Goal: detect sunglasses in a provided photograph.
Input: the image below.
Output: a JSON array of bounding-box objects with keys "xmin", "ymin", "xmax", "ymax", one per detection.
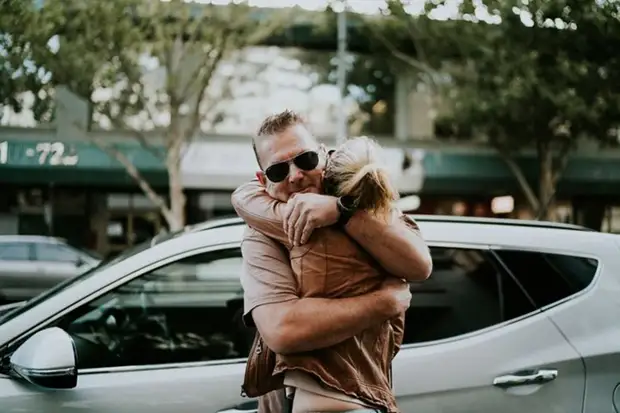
[{"xmin": 264, "ymin": 150, "xmax": 320, "ymax": 183}]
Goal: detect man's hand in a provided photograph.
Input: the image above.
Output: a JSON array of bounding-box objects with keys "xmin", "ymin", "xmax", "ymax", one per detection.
[
  {"xmin": 376, "ymin": 277, "xmax": 412, "ymax": 316},
  {"xmin": 283, "ymin": 193, "xmax": 339, "ymax": 246}
]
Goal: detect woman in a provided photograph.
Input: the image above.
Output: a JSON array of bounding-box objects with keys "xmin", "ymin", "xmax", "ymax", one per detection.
[{"xmin": 235, "ymin": 136, "xmax": 410, "ymax": 413}]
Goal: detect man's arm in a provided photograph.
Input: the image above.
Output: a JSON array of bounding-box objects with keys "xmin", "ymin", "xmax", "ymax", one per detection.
[
  {"xmin": 241, "ymin": 228, "xmax": 410, "ymax": 355},
  {"xmin": 231, "ymin": 180, "xmax": 290, "ymax": 246}
]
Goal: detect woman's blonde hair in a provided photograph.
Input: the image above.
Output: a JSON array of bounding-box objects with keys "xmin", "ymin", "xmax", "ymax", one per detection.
[{"xmin": 324, "ymin": 136, "xmax": 399, "ymax": 216}]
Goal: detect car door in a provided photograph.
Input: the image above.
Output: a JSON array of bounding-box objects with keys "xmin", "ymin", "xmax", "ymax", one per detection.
[
  {"xmin": 0, "ymin": 245, "xmax": 257, "ymax": 413},
  {"xmin": 0, "ymin": 241, "xmax": 38, "ymax": 302},
  {"xmin": 394, "ymin": 245, "xmax": 585, "ymax": 413},
  {"xmin": 492, "ymin": 247, "xmax": 611, "ymax": 413}
]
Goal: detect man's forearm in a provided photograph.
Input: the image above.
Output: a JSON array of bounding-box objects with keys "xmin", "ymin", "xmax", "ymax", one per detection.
[
  {"xmin": 344, "ymin": 210, "xmax": 432, "ymax": 281},
  {"xmin": 253, "ymin": 292, "xmax": 396, "ymax": 354}
]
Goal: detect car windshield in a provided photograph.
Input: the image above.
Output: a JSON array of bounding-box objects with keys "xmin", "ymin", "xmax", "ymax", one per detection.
[{"xmin": 0, "ymin": 239, "xmax": 154, "ymax": 325}]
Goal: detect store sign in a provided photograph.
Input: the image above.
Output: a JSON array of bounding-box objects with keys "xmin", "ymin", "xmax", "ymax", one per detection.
[
  {"xmin": 0, "ymin": 139, "xmax": 163, "ymax": 170},
  {"xmin": 0, "ymin": 140, "xmax": 79, "ymax": 166}
]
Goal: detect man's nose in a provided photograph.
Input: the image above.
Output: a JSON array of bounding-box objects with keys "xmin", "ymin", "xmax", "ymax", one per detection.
[{"xmin": 288, "ymin": 164, "xmax": 304, "ymax": 183}]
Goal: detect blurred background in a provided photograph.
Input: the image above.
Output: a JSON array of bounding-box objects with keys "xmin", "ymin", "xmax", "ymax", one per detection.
[{"xmin": 1, "ymin": 0, "xmax": 620, "ymax": 263}]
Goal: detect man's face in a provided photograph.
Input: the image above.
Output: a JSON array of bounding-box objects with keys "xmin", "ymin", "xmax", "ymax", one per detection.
[{"xmin": 256, "ymin": 124, "xmax": 324, "ymax": 202}]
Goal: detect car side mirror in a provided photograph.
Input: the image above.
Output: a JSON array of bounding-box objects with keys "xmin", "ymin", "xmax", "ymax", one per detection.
[{"xmin": 10, "ymin": 327, "xmax": 77, "ymax": 389}]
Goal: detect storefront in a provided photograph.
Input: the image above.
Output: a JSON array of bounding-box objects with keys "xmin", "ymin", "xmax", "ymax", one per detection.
[{"xmin": 2, "ymin": 128, "xmax": 620, "ymax": 256}]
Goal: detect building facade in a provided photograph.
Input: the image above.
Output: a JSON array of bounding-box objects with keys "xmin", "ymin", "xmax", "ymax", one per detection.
[{"xmin": 2, "ymin": 124, "xmax": 620, "ymax": 257}]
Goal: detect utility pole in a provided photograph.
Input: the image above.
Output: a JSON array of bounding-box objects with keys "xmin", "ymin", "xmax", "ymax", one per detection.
[{"xmin": 336, "ymin": 0, "xmax": 348, "ymax": 145}]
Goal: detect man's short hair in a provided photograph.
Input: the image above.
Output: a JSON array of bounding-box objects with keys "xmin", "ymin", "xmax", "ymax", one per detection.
[{"xmin": 253, "ymin": 110, "xmax": 305, "ymax": 169}]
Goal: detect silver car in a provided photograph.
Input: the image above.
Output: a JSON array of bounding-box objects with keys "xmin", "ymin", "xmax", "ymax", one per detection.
[
  {"xmin": 0, "ymin": 216, "xmax": 618, "ymax": 413},
  {"xmin": 0, "ymin": 236, "xmax": 101, "ymax": 302}
]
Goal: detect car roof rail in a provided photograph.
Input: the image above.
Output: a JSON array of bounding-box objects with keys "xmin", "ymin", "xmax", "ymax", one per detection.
[
  {"xmin": 181, "ymin": 214, "xmax": 592, "ymax": 237},
  {"xmin": 150, "ymin": 216, "xmax": 245, "ymax": 246},
  {"xmin": 189, "ymin": 216, "xmax": 245, "ymax": 232},
  {"xmin": 409, "ymin": 214, "xmax": 593, "ymax": 231}
]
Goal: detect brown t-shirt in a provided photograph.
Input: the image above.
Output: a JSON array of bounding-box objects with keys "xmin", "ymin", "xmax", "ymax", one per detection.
[{"xmin": 240, "ymin": 227, "xmax": 298, "ymax": 327}]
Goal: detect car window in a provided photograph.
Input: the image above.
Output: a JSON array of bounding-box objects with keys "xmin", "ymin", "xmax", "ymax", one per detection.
[
  {"xmin": 0, "ymin": 242, "xmax": 31, "ymax": 261},
  {"xmin": 402, "ymin": 247, "xmax": 537, "ymax": 345},
  {"xmin": 56, "ymin": 248, "xmax": 249, "ymax": 369},
  {"xmin": 34, "ymin": 243, "xmax": 81, "ymax": 263},
  {"xmin": 493, "ymin": 250, "xmax": 599, "ymax": 309}
]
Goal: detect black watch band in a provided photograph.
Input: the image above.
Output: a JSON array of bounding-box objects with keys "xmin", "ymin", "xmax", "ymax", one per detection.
[{"xmin": 336, "ymin": 196, "xmax": 357, "ymax": 227}]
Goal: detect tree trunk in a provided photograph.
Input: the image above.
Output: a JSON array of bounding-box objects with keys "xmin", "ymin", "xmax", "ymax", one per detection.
[
  {"xmin": 165, "ymin": 127, "xmax": 186, "ymax": 232},
  {"xmin": 92, "ymin": 139, "xmax": 177, "ymax": 227},
  {"xmin": 499, "ymin": 152, "xmax": 540, "ymax": 213},
  {"xmin": 167, "ymin": 161, "xmax": 186, "ymax": 231},
  {"xmin": 537, "ymin": 141, "xmax": 556, "ymax": 221},
  {"xmin": 498, "ymin": 142, "xmax": 569, "ymax": 222}
]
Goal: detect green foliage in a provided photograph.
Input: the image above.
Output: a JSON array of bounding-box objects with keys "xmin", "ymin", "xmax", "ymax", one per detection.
[
  {"xmin": 293, "ymin": 7, "xmax": 400, "ymax": 136},
  {"xmin": 369, "ymin": 0, "xmax": 620, "ymax": 217},
  {"xmin": 0, "ymin": 0, "xmax": 43, "ymax": 121},
  {"xmin": 1, "ymin": 0, "xmax": 286, "ymax": 229},
  {"xmin": 1, "ymin": 0, "xmax": 286, "ymax": 129},
  {"xmin": 376, "ymin": 0, "xmax": 620, "ymax": 150}
]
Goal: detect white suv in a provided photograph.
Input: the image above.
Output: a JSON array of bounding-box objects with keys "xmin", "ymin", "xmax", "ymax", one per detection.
[{"xmin": 0, "ymin": 216, "xmax": 618, "ymax": 413}]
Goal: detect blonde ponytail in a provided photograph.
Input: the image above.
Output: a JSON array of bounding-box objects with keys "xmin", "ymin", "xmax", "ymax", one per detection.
[{"xmin": 324, "ymin": 136, "xmax": 398, "ymax": 216}]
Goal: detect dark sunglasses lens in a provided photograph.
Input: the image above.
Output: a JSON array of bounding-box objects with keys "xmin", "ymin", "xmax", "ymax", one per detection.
[
  {"xmin": 265, "ymin": 162, "xmax": 289, "ymax": 182},
  {"xmin": 294, "ymin": 151, "xmax": 319, "ymax": 171}
]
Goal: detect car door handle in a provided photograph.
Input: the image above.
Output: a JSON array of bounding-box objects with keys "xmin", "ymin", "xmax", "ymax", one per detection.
[{"xmin": 493, "ymin": 369, "xmax": 558, "ymax": 388}]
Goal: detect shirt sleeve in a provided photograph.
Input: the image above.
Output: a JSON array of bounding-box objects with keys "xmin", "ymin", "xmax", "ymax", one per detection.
[
  {"xmin": 240, "ymin": 227, "xmax": 299, "ymax": 327},
  {"xmin": 231, "ymin": 180, "xmax": 290, "ymax": 247}
]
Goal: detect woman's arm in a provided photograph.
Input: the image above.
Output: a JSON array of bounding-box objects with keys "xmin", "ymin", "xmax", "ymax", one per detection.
[{"xmin": 344, "ymin": 210, "xmax": 432, "ymax": 282}]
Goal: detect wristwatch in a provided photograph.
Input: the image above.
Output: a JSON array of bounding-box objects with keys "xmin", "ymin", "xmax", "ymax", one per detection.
[{"xmin": 336, "ymin": 196, "xmax": 357, "ymax": 227}]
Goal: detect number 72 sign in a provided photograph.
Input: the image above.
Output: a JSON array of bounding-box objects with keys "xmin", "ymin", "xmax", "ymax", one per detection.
[
  {"xmin": 34, "ymin": 142, "xmax": 73, "ymax": 165},
  {"xmin": 0, "ymin": 141, "xmax": 79, "ymax": 166}
]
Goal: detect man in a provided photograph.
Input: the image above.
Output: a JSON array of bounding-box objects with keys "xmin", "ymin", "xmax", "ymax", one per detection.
[{"xmin": 234, "ymin": 110, "xmax": 432, "ymax": 412}]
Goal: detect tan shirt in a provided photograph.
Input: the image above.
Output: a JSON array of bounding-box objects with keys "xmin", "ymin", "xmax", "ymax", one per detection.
[{"xmin": 240, "ymin": 227, "xmax": 298, "ymax": 327}]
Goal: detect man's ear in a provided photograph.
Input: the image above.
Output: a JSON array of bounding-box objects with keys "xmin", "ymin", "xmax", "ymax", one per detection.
[{"xmin": 256, "ymin": 171, "xmax": 267, "ymax": 186}]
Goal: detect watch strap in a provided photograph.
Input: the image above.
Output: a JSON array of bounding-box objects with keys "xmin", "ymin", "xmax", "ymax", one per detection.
[{"xmin": 336, "ymin": 196, "xmax": 356, "ymax": 227}]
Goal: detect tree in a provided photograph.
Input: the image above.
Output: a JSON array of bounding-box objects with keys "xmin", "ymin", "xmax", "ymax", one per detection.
[
  {"xmin": 290, "ymin": 6, "xmax": 402, "ymax": 137},
  {"xmin": 0, "ymin": 0, "xmax": 43, "ymax": 123},
  {"xmin": 6, "ymin": 0, "xmax": 286, "ymax": 230},
  {"xmin": 370, "ymin": 0, "xmax": 620, "ymax": 220}
]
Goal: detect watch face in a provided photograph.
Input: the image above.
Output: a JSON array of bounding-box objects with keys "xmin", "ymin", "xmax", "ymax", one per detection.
[{"xmin": 340, "ymin": 196, "xmax": 357, "ymax": 210}]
